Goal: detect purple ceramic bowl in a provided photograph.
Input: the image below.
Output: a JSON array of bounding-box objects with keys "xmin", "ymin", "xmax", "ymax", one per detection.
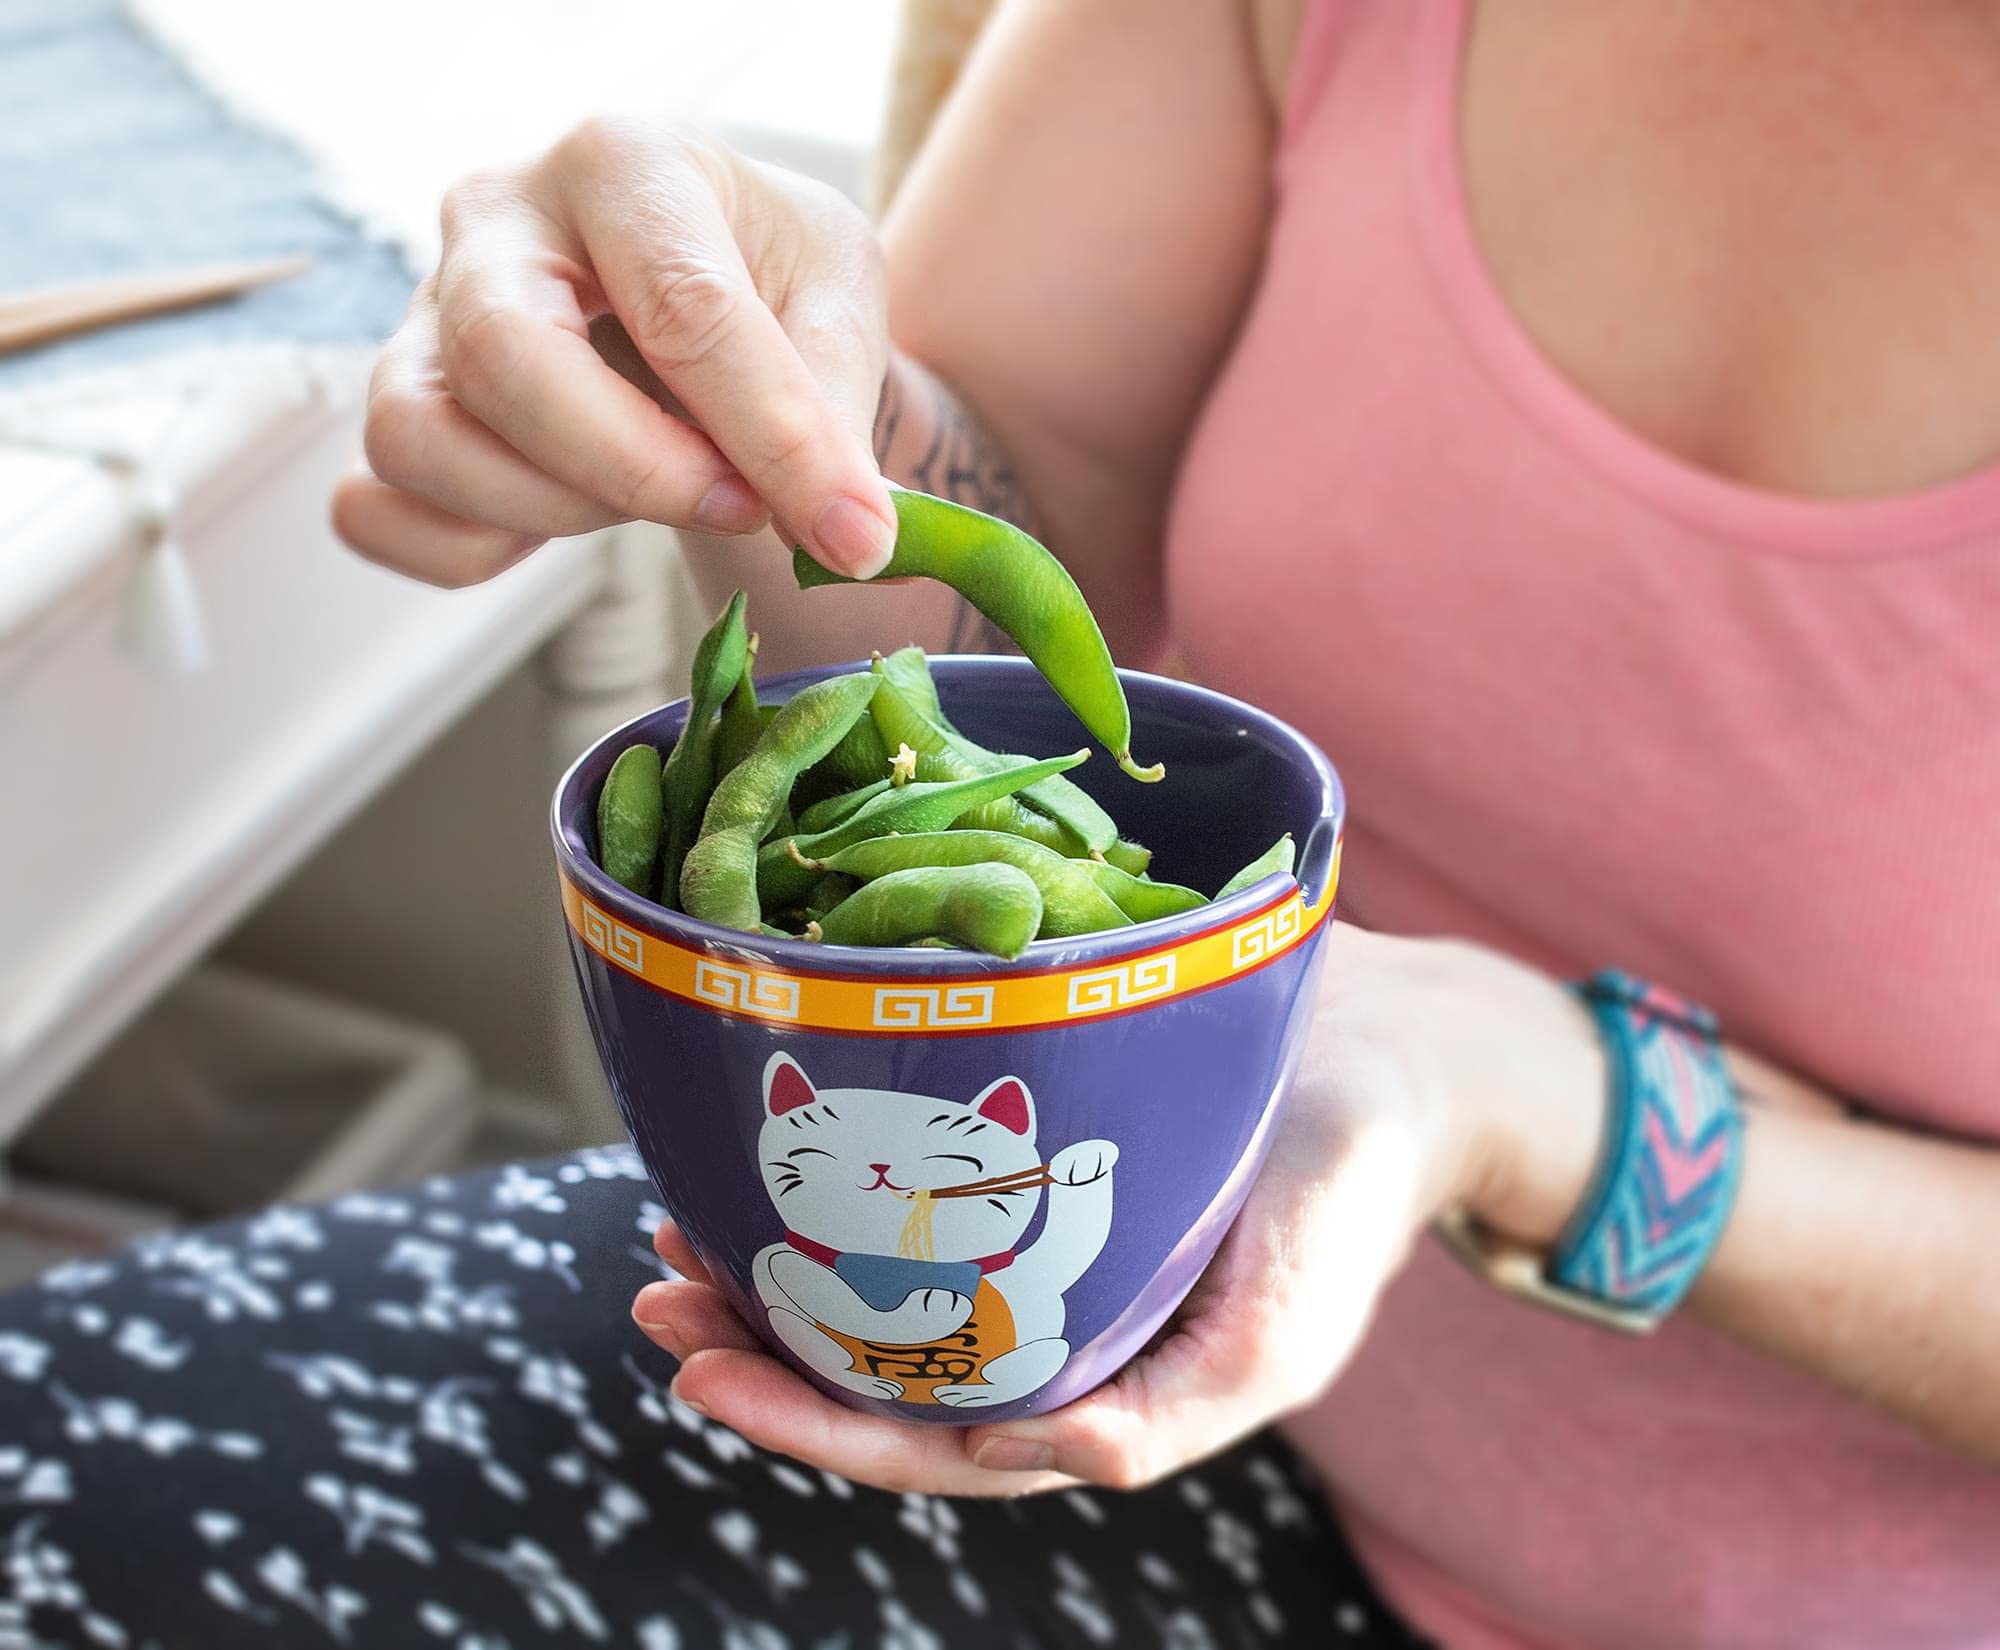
[{"xmin": 552, "ymin": 658, "xmax": 1343, "ymax": 1424}]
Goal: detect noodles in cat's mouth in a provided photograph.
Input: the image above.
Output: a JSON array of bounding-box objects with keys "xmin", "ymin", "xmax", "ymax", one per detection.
[{"xmin": 894, "ymin": 1165, "xmax": 1057, "ymax": 1262}]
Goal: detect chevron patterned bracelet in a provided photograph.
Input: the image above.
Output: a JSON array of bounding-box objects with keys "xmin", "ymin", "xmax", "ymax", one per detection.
[{"xmin": 1544, "ymin": 971, "xmax": 1746, "ymax": 1322}]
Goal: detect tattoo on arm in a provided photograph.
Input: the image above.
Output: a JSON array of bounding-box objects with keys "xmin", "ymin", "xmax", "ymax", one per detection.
[{"xmin": 873, "ymin": 358, "xmax": 1038, "ymax": 655}]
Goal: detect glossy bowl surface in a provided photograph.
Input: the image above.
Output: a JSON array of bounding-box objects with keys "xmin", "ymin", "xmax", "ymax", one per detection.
[{"xmin": 553, "ymin": 658, "xmax": 1343, "ymax": 1422}]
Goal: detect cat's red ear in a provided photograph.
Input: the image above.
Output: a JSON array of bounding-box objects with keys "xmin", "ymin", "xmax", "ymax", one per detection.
[
  {"xmin": 971, "ymin": 1075, "xmax": 1034, "ymax": 1135},
  {"xmin": 763, "ymin": 1052, "xmax": 816, "ymax": 1116}
]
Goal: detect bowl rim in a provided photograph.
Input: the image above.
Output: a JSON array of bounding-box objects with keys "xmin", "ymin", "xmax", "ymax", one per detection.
[{"xmin": 550, "ymin": 656, "xmax": 1344, "ymax": 977}]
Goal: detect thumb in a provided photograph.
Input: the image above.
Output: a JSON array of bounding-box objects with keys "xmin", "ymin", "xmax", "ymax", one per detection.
[
  {"xmin": 762, "ymin": 251, "xmax": 898, "ymax": 564},
  {"xmin": 963, "ymin": 1119, "xmax": 1429, "ymax": 1488}
]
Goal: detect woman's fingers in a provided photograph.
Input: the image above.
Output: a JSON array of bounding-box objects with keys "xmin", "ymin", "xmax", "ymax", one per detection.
[
  {"xmin": 649, "ymin": 1219, "xmax": 715, "ymax": 1287},
  {"xmin": 344, "ymin": 127, "xmax": 897, "ymax": 590},
  {"xmin": 634, "ymin": 1224, "xmax": 1064, "ymax": 1495},
  {"xmin": 360, "ymin": 285, "xmax": 639, "ymax": 540},
  {"xmin": 631, "ymin": 1279, "xmax": 762, "ymax": 1356},
  {"xmin": 627, "ymin": 1259, "xmax": 1060, "ymax": 1494},
  {"xmin": 429, "ymin": 172, "xmax": 770, "ymax": 537},
  {"xmin": 960, "ymin": 1279, "xmax": 1298, "ymax": 1488},
  {"xmin": 329, "ymin": 471, "xmax": 541, "ymax": 587},
  {"xmin": 558, "ymin": 134, "xmax": 895, "ymax": 578},
  {"xmin": 669, "ymin": 1347, "xmax": 1073, "ymax": 1498}
]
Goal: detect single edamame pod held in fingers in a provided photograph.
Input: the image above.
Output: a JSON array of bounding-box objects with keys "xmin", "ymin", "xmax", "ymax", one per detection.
[
  {"xmin": 813, "ymin": 863, "xmax": 1044, "ymax": 960},
  {"xmin": 757, "ymin": 750, "xmax": 1089, "ymax": 910},
  {"xmin": 595, "ymin": 743, "xmax": 663, "ymax": 896},
  {"xmin": 876, "ymin": 647, "xmax": 1119, "ymax": 853},
  {"xmin": 679, "ymin": 671, "xmax": 877, "ymax": 931},
  {"xmin": 659, "ymin": 590, "xmax": 751, "ymax": 907},
  {"xmin": 1215, "ymin": 833, "xmax": 1296, "ymax": 900},
  {"xmin": 794, "ymin": 491, "xmax": 1163, "ymax": 782},
  {"xmin": 812, "ymin": 830, "xmax": 1132, "ymax": 940}
]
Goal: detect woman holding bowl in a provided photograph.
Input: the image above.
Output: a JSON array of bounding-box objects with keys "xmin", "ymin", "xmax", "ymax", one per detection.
[{"xmin": 8, "ymin": 2, "xmax": 1989, "ymax": 1647}]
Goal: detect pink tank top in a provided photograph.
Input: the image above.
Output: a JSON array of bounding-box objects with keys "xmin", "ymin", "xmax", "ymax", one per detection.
[{"xmin": 1163, "ymin": 5, "xmax": 2000, "ymax": 1647}]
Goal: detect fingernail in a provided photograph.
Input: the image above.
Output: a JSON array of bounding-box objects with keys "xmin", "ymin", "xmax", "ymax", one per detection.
[
  {"xmin": 693, "ymin": 476, "xmax": 767, "ymax": 534},
  {"xmin": 812, "ymin": 492, "xmax": 895, "ymax": 578},
  {"xmin": 632, "ymin": 1284, "xmax": 678, "ymax": 1332},
  {"xmin": 670, "ymin": 1374, "xmax": 709, "ymax": 1415},
  {"xmin": 973, "ymin": 1436, "xmax": 1054, "ymax": 1473}
]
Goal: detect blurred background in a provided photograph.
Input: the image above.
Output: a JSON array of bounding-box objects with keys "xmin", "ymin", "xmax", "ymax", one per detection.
[{"xmin": 0, "ymin": 0, "xmax": 947, "ymax": 1282}]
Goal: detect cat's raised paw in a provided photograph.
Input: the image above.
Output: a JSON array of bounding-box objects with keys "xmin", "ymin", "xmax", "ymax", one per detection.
[{"xmin": 1049, "ymin": 1139, "xmax": 1119, "ymax": 1186}]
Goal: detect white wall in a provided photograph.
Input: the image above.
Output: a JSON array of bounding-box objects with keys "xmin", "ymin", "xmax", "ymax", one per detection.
[{"xmin": 134, "ymin": 0, "xmax": 898, "ymax": 258}]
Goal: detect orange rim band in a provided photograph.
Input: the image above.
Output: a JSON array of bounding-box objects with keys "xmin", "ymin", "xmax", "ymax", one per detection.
[{"xmin": 559, "ymin": 841, "xmax": 1338, "ymax": 1038}]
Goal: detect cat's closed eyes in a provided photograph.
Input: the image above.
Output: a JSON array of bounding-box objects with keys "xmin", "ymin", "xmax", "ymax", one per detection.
[{"xmin": 758, "ymin": 1052, "xmax": 1044, "ymax": 1262}]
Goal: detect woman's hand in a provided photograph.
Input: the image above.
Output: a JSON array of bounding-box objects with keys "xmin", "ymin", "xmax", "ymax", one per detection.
[
  {"xmin": 331, "ymin": 119, "xmax": 899, "ymax": 586},
  {"xmin": 631, "ymin": 925, "xmax": 1605, "ymax": 1495}
]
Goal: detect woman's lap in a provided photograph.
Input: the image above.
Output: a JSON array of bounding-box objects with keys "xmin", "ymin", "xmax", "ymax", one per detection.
[{"xmin": 0, "ymin": 1149, "xmax": 1427, "ymax": 1648}]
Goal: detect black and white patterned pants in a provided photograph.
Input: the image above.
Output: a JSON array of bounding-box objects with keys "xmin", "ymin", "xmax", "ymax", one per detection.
[{"xmin": 0, "ymin": 1148, "xmax": 1430, "ymax": 1649}]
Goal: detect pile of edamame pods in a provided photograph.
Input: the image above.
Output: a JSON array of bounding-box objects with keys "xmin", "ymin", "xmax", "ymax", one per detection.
[{"xmin": 593, "ymin": 489, "xmax": 1294, "ymax": 959}]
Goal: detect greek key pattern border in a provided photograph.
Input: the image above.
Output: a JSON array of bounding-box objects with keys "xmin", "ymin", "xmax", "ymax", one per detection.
[{"xmin": 561, "ymin": 838, "xmax": 1337, "ymax": 1036}]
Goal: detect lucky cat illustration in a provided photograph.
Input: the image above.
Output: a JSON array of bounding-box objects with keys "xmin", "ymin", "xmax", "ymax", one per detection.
[{"xmin": 751, "ymin": 1051, "xmax": 1117, "ymax": 1407}]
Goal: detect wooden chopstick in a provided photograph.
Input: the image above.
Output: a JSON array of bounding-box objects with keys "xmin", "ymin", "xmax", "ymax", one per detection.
[
  {"xmin": 0, "ymin": 256, "xmax": 314, "ymax": 356},
  {"xmin": 922, "ymin": 1165, "xmax": 1057, "ymax": 1200}
]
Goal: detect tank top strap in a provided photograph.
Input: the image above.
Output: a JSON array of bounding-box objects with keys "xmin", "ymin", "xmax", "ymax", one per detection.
[{"xmin": 1278, "ymin": 0, "xmax": 1360, "ymax": 151}]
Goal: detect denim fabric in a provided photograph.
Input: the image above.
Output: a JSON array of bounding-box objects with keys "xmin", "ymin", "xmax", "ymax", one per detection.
[{"xmin": 0, "ymin": 0, "xmax": 415, "ymax": 390}]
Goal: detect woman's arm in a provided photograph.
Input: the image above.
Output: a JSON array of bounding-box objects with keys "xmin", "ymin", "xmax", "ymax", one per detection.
[
  {"xmin": 880, "ymin": 0, "xmax": 1279, "ymax": 662},
  {"xmin": 1462, "ymin": 979, "xmax": 2000, "ymax": 1464},
  {"xmin": 1701, "ymin": 1109, "xmax": 2000, "ymax": 1461}
]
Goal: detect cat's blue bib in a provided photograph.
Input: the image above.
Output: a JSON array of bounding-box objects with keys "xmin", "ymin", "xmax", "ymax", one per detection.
[{"xmin": 834, "ymin": 1253, "xmax": 983, "ymax": 1312}]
